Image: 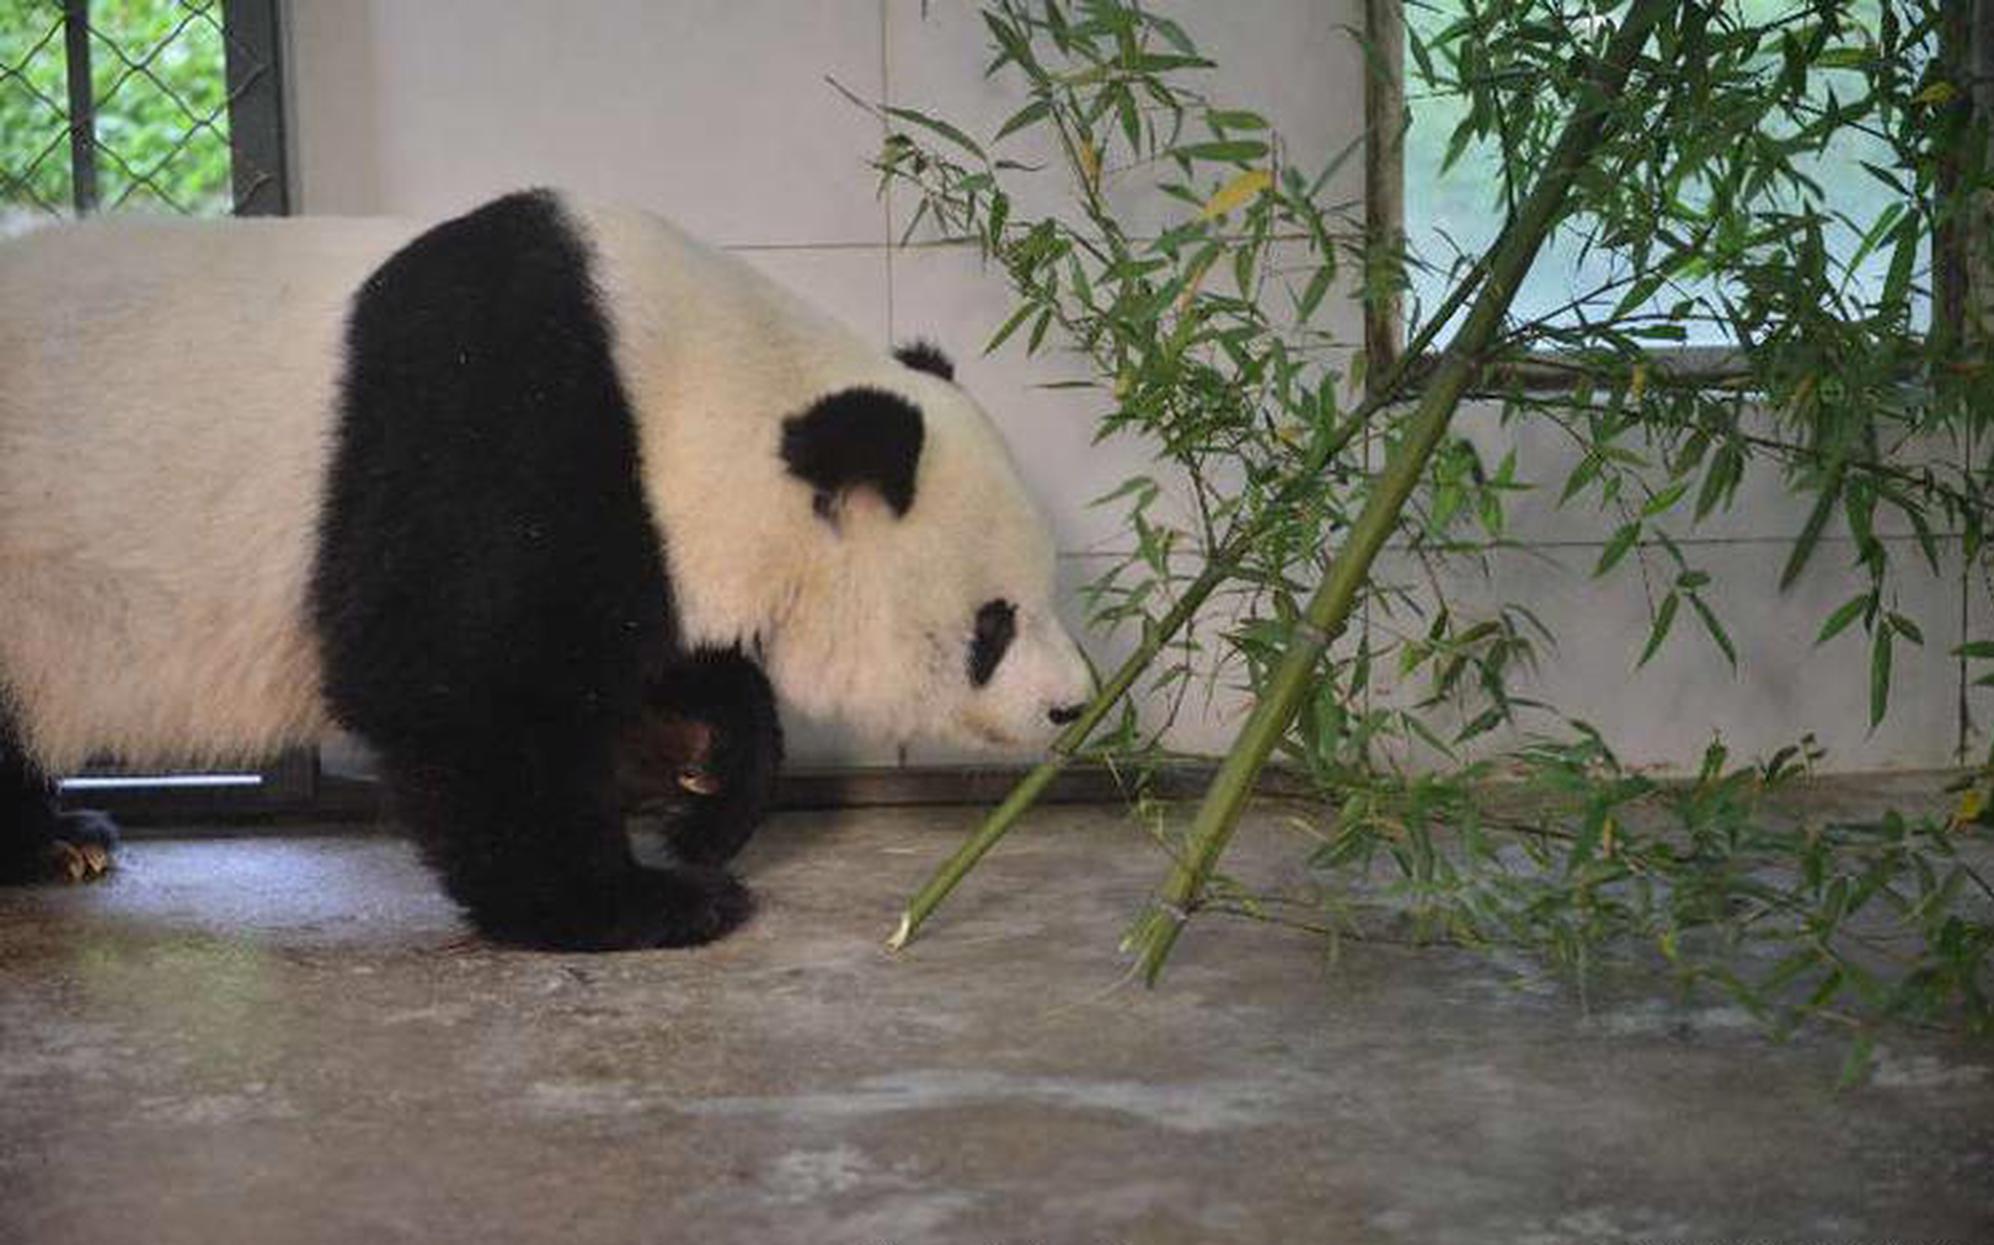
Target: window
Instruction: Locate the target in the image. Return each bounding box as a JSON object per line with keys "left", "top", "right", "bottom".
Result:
{"left": 1399, "top": 0, "right": 1933, "bottom": 348}
{"left": 1, "top": 0, "right": 286, "bottom": 218}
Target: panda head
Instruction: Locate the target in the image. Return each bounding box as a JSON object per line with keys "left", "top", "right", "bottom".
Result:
{"left": 764, "top": 343, "right": 1092, "bottom": 749}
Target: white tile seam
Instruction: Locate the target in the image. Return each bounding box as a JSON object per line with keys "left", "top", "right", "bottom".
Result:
{"left": 879, "top": 0, "right": 907, "bottom": 770}
{"left": 879, "top": 0, "right": 897, "bottom": 348}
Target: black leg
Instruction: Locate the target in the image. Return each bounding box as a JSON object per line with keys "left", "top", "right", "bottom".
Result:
{"left": 387, "top": 722, "right": 751, "bottom": 950}
{"left": 0, "top": 711, "right": 118, "bottom": 885}
{"left": 626, "top": 648, "right": 783, "bottom": 868}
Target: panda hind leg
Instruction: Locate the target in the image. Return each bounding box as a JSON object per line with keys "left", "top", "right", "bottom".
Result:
{"left": 0, "top": 726, "right": 118, "bottom": 885}
{"left": 387, "top": 724, "right": 752, "bottom": 951}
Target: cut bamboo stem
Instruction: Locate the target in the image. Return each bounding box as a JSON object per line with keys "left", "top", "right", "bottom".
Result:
{"left": 887, "top": 209, "right": 1505, "bottom": 952}
{"left": 1127, "top": 0, "right": 1680, "bottom": 985}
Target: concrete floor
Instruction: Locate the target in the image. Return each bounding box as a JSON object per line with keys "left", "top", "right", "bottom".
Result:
{"left": 2, "top": 797, "right": 1990, "bottom": 1244}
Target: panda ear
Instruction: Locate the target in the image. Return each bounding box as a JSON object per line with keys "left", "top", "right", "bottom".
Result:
{"left": 780, "top": 387, "right": 925, "bottom": 521}
{"left": 893, "top": 340, "right": 955, "bottom": 382}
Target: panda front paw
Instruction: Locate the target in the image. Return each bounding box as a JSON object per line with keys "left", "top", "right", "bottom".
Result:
{"left": 469, "top": 864, "right": 754, "bottom": 951}
{"left": 628, "top": 864, "right": 754, "bottom": 948}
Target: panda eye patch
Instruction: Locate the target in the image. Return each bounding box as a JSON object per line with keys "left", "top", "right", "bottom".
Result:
{"left": 968, "top": 598, "right": 1016, "bottom": 688}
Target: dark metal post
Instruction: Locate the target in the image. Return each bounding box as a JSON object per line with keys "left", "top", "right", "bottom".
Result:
{"left": 1363, "top": 0, "right": 1405, "bottom": 391}
{"left": 222, "top": 0, "right": 289, "bottom": 215}
{"left": 61, "top": 0, "right": 95, "bottom": 213}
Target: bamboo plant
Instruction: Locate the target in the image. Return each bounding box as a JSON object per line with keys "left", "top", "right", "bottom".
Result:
{"left": 864, "top": 0, "right": 1992, "bottom": 1061}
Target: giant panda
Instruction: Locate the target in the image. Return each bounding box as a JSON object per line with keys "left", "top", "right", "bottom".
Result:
{"left": 0, "top": 189, "right": 1091, "bottom": 950}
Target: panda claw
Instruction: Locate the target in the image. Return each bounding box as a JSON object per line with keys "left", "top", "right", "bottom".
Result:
{"left": 676, "top": 766, "right": 722, "bottom": 796}
{"left": 42, "top": 837, "right": 113, "bottom": 884}
{"left": 0, "top": 808, "right": 120, "bottom": 886}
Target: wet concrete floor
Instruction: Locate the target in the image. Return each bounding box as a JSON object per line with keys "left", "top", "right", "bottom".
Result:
{"left": 2, "top": 795, "right": 1990, "bottom": 1243}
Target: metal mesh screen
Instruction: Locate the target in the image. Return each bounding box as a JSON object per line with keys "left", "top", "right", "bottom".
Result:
{"left": 1, "top": 0, "right": 285, "bottom": 218}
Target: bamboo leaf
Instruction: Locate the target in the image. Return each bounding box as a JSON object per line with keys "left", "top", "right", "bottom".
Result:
{"left": 1780, "top": 469, "right": 1844, "bottom": 592}
{"left": 1208, "top": 109, "right": 1269, "bottom": 130}
{"left": 1870, "top": 625, "right": 1893, "bottom": 728}
{"left": 1638, "top": 592, "right": 1680, "bottom": 667}
{"left": 1596, "top": 522, "right": 1641, "bottom": 576}
{"left": 1295, "top": 262, "right": 1336, "bottom": 324}
{"left": 1815, "top": 592, "right": 1872, "bottom": 645}
{"left": 1174, "top": 140, "right": 1269, "bottom": 163}
{"left": 1199, "top": 168, "right": 1273, "bottom": 219}
{"left": 994, "top": 98, "right": 1052, "bottom": 141}
{"left": 985, "top": 301, "right": 1038, "bottom": 353}
{"left": 883, "top": 105, "right": 987, "bottom": 158}
{"left": 1911, "top": 80, "right": 1957, "bottom": 106}
{"left": 1687, "top": 594, "right": 1736, "bottom": 669}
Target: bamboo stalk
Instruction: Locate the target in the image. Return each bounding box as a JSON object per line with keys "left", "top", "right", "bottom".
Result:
{"left": 886, "top": 198, "right": 1507, "bottom": 952}
{"left": 1126, "top": 0, "right": 1681, "bottom": 985}
{"left": 887, "top": 561, "right": 1220, "bottom": 950}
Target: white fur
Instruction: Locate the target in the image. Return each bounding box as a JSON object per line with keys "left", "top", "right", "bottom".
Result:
{"left": 0, "top": 214, "right": 420, "bottom": 769}
{"left": 578, "top": 204, "right": 1089, "bottom": 748}
{"left": 0, "top": 195, "right": 1088, "bottom": 770}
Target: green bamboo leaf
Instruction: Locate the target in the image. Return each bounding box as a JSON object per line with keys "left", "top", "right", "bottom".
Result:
{"left": 1174, "top": 140, "right": 1269, "bottom": 163}
{"left": 1642, "top": 480, "right": 1690, "bottom": 517}
{"left": 1870, "top": 625, "right": 1893, "bottom": 727}
{"left": 1406, "top": 23, "right": 1435, "bottom": 82}
{"left": 1295, "top": 262, "right": 1336, "bottom": 324}
{"left": 1842, "top": 201, "right": 1905, "bottom": 276}
{"left": 1881, "top": 214, "right": 1918, "bottom": 310}
{"left": 1027, "top": 307, "right": 1054, "bottom": 353}
{"left": 1695, "top": 442, "right": 1742, "bottom": 521}
{"left": 1638, "top": 592, "right": 1679, "bottom": 667}
{"left": 1815, "top": 592, "right": 1872, "bottom": 645}
{"left": 884, "top": 105, "right": 987, "bottom": 158}
{"left": 1596, "top": 522, "right": 1641, "bottom": 576}
{"left": 1780, "top": 468, "right": 1844, "bottom": 592}
{"left": 1208, "top": 109, "right": 1268, "bottom": 130}
{"left": 981, "top": 11, "right": 1035, "bottom": 73}
{"left": 1687, "top": 594, "right": 1736, "bottom": 669}
{"left": 994, "top": 98, "right": 1052, "bottom": 141}
{"left": 985, "top": 301, "right": 1038, "bottom": 353}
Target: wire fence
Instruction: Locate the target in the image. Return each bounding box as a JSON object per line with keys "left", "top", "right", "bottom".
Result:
{"left": 1, "top": 0, "right": 285, "bottom": 218}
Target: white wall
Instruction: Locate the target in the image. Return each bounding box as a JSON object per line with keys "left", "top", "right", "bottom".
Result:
{"left": 282, "top": 1, "right": 1969, "bottom": 774}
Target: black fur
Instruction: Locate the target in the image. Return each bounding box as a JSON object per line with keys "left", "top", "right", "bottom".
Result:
{"left": 780, "top": 388, "right": 924, "bottom": 519}
{"left": 893, "top": 340, "right": 955, "bottom": 382}
{"left": 969, "top": 598, "right": 1016, "bottom": 688}
{"left": 620, "top": 647, "right": 782, "bottom": 867}
{"left": 311, "top": 189, "right": 753, "bottom": 950}
{"left": 0, "top": 696, "right": 118, "bottom": 885}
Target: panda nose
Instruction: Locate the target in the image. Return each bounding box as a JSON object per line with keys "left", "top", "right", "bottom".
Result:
{"left": 1047, "top": 702, "right": 1084, "bottom": 726}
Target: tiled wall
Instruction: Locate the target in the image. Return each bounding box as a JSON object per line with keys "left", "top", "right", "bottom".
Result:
{"left": 282, "top": 0, "right": 1970, "bottom": 774}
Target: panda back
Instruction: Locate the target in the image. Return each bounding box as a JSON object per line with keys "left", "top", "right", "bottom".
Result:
{"left": 0, "top": 214, "right": 418, "bottom": 769}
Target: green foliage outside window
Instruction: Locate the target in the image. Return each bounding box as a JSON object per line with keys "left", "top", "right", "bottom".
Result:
{"left": 2, "top": 0, "right": 231, "bottom": 216}
{"left": 1404, "top": 0, "right": 1921, "bottom": 340}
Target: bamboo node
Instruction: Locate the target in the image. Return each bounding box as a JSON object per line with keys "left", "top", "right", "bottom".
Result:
{"left": 1292, "top": 618, "right": 1338, "bottom": 649}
